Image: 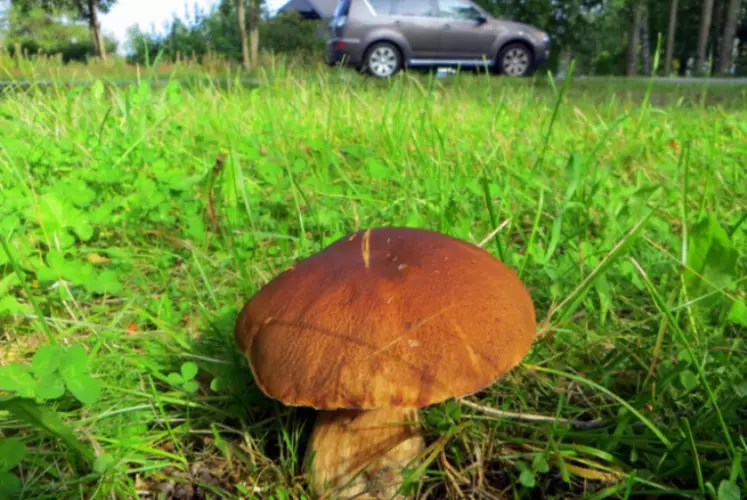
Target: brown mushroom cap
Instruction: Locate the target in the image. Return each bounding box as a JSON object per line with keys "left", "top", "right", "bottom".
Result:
{"left": 235, "top": 227, "right": 536, "bottom": 410}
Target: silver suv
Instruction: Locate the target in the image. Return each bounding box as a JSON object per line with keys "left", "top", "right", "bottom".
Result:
{"left": 324, "top": 0, "right": 551, "bottom": 78}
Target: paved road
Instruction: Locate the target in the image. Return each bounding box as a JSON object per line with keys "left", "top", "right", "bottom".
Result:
{"left": 0, "top": 77, "right": 261, "bottom": 91}
{"left": 567, "top": 75, "right": 747, "bottom": 86}
{"left": 1, "top": 75, "right": 746, "bottom": 92}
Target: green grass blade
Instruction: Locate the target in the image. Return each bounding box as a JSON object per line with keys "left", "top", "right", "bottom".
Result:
{"left": 629, "top": 258, "right": 737, "bottom": 461}
{"left": 0, "top": 397, "right": 94, "bottom": 465}
{"left": 527, "top": 366, "right": 672, "bottom": 449}
{"left": 553, "top": 206, "right": 656, "bottom": 324}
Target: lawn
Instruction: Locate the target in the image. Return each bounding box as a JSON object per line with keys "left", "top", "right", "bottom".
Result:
{"left": 0, "top": 50, "right": 244, "bottom": 84}
{"left": 0, "top": 66, "right": 745, "bottom": 499}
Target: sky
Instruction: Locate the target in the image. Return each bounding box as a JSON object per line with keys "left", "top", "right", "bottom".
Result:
{"left": 100, "top": 0, "right": 287, "bottom": 53}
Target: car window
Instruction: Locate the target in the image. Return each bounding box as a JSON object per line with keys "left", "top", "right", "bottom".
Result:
{"left": 392, "top": 0, "right": 435, "bottom": 17}
{"left": 368, "top": 0, "right": 393, "bottom": 15}
{"left": 437, "top": 0, "right": 483, "bottom": 21}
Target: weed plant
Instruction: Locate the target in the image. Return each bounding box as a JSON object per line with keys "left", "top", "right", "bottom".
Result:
{"left": 0, "top": 61, "right": 745, "bottom": 499}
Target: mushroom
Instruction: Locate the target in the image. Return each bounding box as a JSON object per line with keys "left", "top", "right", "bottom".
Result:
{"left": 234, "top": 227, "right": 536, "bottom": 499}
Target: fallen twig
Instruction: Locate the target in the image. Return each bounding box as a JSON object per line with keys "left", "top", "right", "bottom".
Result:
{"left": 459, "top": 399, "right": 606, "bottom": 430}
{"left": 476, "top": 219, "right": 511, "bottom": 248}
{"left": 207, "top": 153, "right": 226, "bottom": 234}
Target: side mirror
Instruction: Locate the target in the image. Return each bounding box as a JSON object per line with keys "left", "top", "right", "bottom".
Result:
{"left": 476, "top": 14, "right": 487, "bottom": 25}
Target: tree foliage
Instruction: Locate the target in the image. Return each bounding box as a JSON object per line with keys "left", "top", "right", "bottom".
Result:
{"left": 2, "top": 4, "right": 116, "bottom": 61}
{"left": 125, "top": 1, "right": 325, "bottom": 65}
{"left": 11, "top": 0, "right": 116, "bottom": 21}
{"left": 474, "top": 0, "right": 745, "bottom": 75}
{"left": 2, "top": 0, "right": 745, "bottom": 75}
{"left": 8, "top": 0, "right": 117, "bottom": 59}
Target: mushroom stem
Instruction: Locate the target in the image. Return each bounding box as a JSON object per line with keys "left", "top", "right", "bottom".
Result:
{"left": 305, "top": 407, "right": 425, "bottom": 499}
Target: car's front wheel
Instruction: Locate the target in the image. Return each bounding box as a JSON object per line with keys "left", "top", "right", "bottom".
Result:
{"left": 496, "top": 43, "right": 533, "bottom": 77}
{"left": 363, "top": 42, "right": 402, "bottom": 78}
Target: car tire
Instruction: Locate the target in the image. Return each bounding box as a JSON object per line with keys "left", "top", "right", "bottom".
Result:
{"left": 496, "top": 43, "right": 534, "bottom": 77}
{"left": 363, "top": 42, "right": 402, "bottom": 78}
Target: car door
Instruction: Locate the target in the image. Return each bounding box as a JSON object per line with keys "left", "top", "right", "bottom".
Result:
{"left": 435, "top": 0, "right": 496, "bottom": 60}
{"left": 390, "top": 0, "right": 442, "bottom": 59}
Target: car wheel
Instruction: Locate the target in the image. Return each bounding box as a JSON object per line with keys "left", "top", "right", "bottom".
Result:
{"left": 363, "top": 42, "right": 402, "bottom": 78}
{"left": 496, "top": 43, "right": 533, "bottom": 77}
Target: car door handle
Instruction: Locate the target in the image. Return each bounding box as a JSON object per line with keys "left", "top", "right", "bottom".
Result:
{"left": 443, "top": 23, "right": 451, "bottom": 29}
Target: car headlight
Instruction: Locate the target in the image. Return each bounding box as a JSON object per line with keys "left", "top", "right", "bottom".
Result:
{"left": 535, "top": 31, "right": 549, "bottom": 42}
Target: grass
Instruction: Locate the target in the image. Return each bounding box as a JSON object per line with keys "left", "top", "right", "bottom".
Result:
{"left": 0, "top": 51, "right": 205, "bottom": 82}
{"left": 0, "top": 61, "right": 746, "bottom": 500}
{"left": 0, "top": 49, "right": 274, "bottom": 86}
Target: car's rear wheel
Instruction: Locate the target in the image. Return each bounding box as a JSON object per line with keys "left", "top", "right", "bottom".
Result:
{"left": 363, "top": 42, "right": 402, "bottom": 78}
{"left": 496, "top": 43, "right": 533, "bottom": 77}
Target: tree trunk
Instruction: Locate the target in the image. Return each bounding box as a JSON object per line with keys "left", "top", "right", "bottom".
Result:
{"left": 88, "top": 0, "right": 106, "bottom": 60}
{"left": 695, "top": 0, "right": 715, "bottom": 75}
{"left": 626, "top": 1, "right": 644, "bottom": 76}
{"left": 711, "top": 0, "right": 725, "bottom": 73}
{"left": 719, "top": 0, "right": 742, "bottom": 74}
{"left": 641, "top": 2, "right": 652, "bottom": 75}
{"left": 249, "top": 0, "right": 259, "bottom": 69}
{"left": 557, "top": 46, "right": 572, "bottom": 77}
{"left": 664, "top": 0, "right": 679, "bottom": 76}
{"left": 677, "top": 48, "right": 690, "bottom": 75}
{"left": 237, "top": 0, "right": 250, "bottom": 70}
